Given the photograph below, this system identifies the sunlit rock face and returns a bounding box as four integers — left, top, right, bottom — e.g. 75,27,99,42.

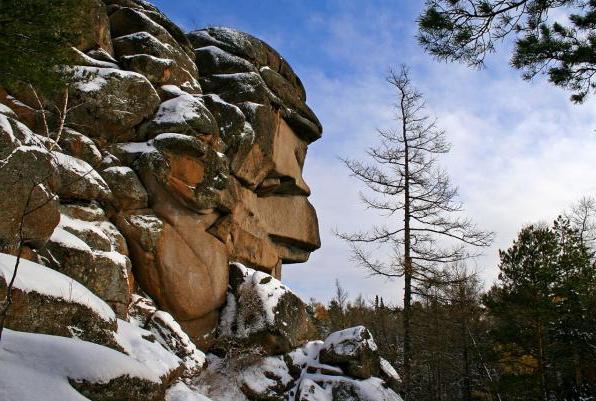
0,0,321,343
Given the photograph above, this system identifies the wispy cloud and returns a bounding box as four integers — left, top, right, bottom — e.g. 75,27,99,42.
151,0,596,305
284,1,596,305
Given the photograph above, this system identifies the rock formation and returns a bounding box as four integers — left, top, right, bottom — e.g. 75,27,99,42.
0,1,403,400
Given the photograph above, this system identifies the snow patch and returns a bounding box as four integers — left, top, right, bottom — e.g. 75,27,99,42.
323,326,378,355
166,382,214,401
0,253,114,322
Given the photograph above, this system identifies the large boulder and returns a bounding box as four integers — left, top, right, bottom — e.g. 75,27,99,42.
57,128,103,168
112,31,200,93
0,114,59,253
67,66,160,141
319,326,381,380
217,263,316,354
0,254,119,349
71,0,114,54
43,204,132,318
101,166,149,210
114,208,229,342
52,152,112,203
138,94,218,140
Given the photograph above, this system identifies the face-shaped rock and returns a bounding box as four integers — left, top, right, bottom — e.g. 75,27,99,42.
103,18,322,341
0,0,321,346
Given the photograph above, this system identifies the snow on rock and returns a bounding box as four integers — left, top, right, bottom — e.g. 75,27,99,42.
50,225,94,253
71,47,119,69
129,294,207,377
52,151,112,202
190,354,250,401
295,378,332,401
323,326,378,355
67,65,161,141
0,326,182,401
161,84,190,98
0,253,114,322
320,326,381,379
380,357,400,382
288,340,324,368
0,103,17,119
72,66,148,93
46,210,132,319
139,93,218,138
114,319,182,380
151,311,207,375
217,262,315,354
240,356,294,398
1,329,161,384
110,139,157,166
166,382,214,401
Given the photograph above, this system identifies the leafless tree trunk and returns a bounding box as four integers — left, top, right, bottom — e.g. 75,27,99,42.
337,65,493,400
565,195,596,251
0,87,87,342
0,185,34,341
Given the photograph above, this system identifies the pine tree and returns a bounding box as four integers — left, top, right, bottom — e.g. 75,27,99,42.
0,0,80,95
484,217,596,400
417,0,596,103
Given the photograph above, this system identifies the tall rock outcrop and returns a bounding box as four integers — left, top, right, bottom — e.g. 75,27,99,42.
0,0,321,343
0,1,403,400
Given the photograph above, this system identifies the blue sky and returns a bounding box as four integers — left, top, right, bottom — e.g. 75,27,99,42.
152,0,596,305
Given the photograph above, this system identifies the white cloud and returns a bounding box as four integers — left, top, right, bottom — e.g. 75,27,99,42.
283,2,596,305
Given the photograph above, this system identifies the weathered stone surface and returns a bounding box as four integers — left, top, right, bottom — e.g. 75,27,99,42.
43,207,132,318
53,151,112,203
114,207,228,324
112,31,199,91
319,326,381,380
68,66,160,141
195,46,258,76
72,0,114,54
101,166,149,210
129,295,207,378
110,7,178,49
200,72,273,105
0,119,59,252
256,195,321,258
138,94,218,140
0,255,120,350
201,93,249,152
119,134,228,212
58,128,103,168
188,27,305,98
218,263,316,355
120,54,201,92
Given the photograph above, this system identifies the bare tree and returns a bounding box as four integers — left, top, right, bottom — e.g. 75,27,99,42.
0,91,88,341
565,196,596,251
337,65,493,400
0,186,34,341
29,85,80,151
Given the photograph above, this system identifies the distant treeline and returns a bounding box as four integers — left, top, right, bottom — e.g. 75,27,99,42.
309,215,596,401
